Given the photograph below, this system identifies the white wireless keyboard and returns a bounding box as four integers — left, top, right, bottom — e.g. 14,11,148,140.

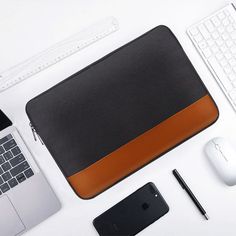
187,3,236,111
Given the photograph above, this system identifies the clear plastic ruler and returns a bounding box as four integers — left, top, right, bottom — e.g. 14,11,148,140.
0,16,119,92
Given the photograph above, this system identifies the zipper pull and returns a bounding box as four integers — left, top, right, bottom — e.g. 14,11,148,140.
37,134,44,145
29,123,44,145
30,123,37,141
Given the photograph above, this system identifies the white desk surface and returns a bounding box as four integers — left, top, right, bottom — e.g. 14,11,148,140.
0,0,236,235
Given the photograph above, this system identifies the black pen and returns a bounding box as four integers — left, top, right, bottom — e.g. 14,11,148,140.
172,169,209,220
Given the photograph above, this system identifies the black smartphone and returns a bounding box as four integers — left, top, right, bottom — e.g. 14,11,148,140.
93,182,169,236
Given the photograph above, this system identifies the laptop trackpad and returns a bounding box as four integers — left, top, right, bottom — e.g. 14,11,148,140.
0,196,25,236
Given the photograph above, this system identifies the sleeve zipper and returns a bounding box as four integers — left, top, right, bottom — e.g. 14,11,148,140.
29,122,44,145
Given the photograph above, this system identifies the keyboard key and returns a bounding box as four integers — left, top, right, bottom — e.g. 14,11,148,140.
0,134,12,145
198,41,208,49
218,12,226,20
220,58,227,67
215,52,223,60
24,168,34,178
3,139,16,151
222,33,229,40
224,65,232,74
207,39,214,47
225,10,230,16
0,176,3,185
0,155,5,165
0,183,10,193
218,26,225,34
232,80,236,88
11,146,21,156
202,48,212,58
226,40,233,48
194,34,203,43
229,16,234,23
0,146,4,155
222,18,230,26
2,162,11,172
205,20,214,32
231,31,236,40
3,151,13,161
8,178,18,188
220,44,227,53
10,161,29,177
16,173,26,183
211,45,219,54
228,73,236,81
198,24,210,39
212,31,219,39
189,27,199,36
229,89,236,99
212,16,220,27
227,25,234,33
216,39,223,46
10,154,25,167
231,46,236,54
225,52,232,60
229,59,236,66
2,172,11,182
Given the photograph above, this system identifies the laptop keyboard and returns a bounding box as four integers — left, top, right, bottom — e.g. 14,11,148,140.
0,134,34,194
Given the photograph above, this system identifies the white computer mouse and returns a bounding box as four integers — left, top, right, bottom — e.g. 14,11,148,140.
205,137,236,186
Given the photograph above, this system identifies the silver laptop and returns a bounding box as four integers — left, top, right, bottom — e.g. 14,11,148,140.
0,110,61,236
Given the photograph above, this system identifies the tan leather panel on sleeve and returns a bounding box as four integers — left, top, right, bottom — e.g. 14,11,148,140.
67,95,219,199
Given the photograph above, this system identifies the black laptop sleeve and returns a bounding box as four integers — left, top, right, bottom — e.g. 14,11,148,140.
26,25,219,199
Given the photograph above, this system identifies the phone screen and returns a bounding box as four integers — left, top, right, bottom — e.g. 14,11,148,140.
0,110,12,131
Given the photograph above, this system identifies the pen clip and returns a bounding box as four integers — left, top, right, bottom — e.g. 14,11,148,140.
173,169,186,189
